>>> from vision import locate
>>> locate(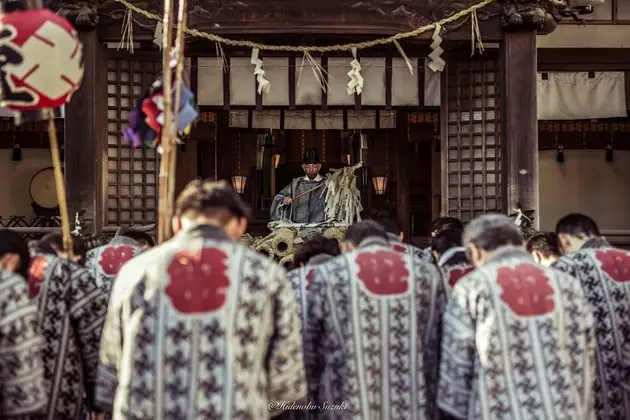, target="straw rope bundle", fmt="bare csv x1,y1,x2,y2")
271,228,296,257
322,227,344,242
325,162,363,224
279,254,294,268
